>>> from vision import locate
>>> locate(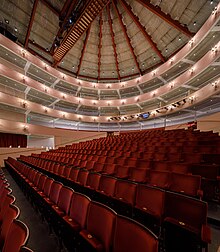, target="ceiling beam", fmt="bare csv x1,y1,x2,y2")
60,0,72,18
135,0,193,38
112,0,142,75
40,0,59,16
98,13,103,80
107,4,120,79
52,0,110,66
50,0,78,54
76,25,91,76
120,0,165,62
24,0,39,48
